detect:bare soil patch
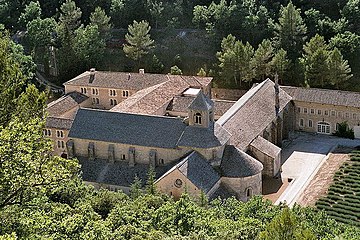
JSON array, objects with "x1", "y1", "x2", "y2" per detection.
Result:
[
  {"x1": 296, "y1": 146, "x2": 352, "y2": 206},
  {"x1": 262, "y1": 177, "x2": 290, "y2": 203}
]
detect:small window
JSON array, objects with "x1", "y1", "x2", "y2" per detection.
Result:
[
  {"x1": 195, "y1": 113, "x2": 202, "y2": 124},
  {"x1": 303, "y1": 108, "x2": 308, "y2": 114},
  {"x1": 122, "y1": 90, "x2": 129, "y2": 97},
  {"x1": 331, "y1": 110, "x2": 336, "y2": 116},
  {"x1": 44, "y1": 129, "x2": 52, "y2": 136},
  {"x1": 324, "y1": 110, "x2": 329, "y2": 116},
  {"x1": 92, "y1": 98, "x2": 100, "y2": 104},
  {"x1": 308, "y1": 119, "x2": 313, "y2": 128},
  {"x1": 353, "y1": 113, "x2": 357, "y2": 119},
  {"x1": 159, "y1": 159, "x2": 164, "y2": 165},
  {"x1": 57, "y1": 140, "x2": 65, "y2": 149},
  {"x1": 80, "y1": 87, "x2": 87, "y2": 94},
  {"x1": 297, "y1": 107, "x2": 301, "y2": 113},
  {"x1": 92, "y1": 88, "x2": 99, "y2": 95},
  {"x1": 110, "y1": 99, "x2": 117, "y2": 106},
  {"x1": 338, "y1": 111, "x2": 342, "y2": 118},
  {"x1": 336, "y1": 123, "x2": 340, "y2": 131},
  {"x1": 317, "y1": 109, "x2": 322, "y2": 115},
  {"x1": 109, "y1": 89, "x2": 117, "y2": 96},
  {"x1": 345, "y1": 112, "x2": 350, "y2": 118},
  {"x1": 121, "y1": 154, "x2": 126, "y2": 160},
  {"x1": 310, "y1": 109, "x2": 315, "y2": 114},
  {"x1": 56, "y1": 130, "x2": 64, "y2": 138},
  {"x1": 246, "y1": 187, "x2": 253, "y2": 198},
  {"x1": 299, "y1": 118, "x2": 304, "y2": 127}
]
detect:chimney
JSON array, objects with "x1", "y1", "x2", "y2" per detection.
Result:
[
  {"x1": 89, "y1": 68, "x2": 96, "y2": 83},
  {"x1": 139, "y1": 69, "x2": 145, "y2": 74},
  {"x1": 274, "y1": 73, "x2": 280, "y2": 116}
]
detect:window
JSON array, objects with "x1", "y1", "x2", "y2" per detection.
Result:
[
  {"x1": 159, "y1": 159, "x2": 164, "y2": 165},
  {"x1": 56, "y1": 130, "x2": 64, "y2": 138},
  {"x1": 174, "y1": 179, "x2": 183, "y2": 188},
  {"x1": 246, "y1": 187, "x2": 253, "y2": 198},
  {"x1": 318, "y1": 109, "x2": 322, "y2": 115},
  {"x1": 92, "y1": 88, "x2": 99, "y2": 95},
  {"x1": 121, "y1": 154, "x2": 126, "y2": 160},
  {"x1": 297, "y1": 107, "x2": 301, "y2": 113},
  {"x1": 299, "y1": 118, "x2": 304, "y2": 127},
  {"x1": 109, "y1": 89, "x2": 117, "y2": 96},
  {"x1": 57, "y1": 140, "x2": 65, "y2": 149},
  {"x1": 92, "y1": 97, "x2": 100, "y2": 104},
  {"x1": 336, "y1": 123, "x2": 340, "y2": 131},
  {"x1": 303, "y1": 108, "x2": 308, "y2": 114},
  {"x1": 122, "y1": 90, "x2": 129, "y2": 97},
  {"x1": 345, "y1": 112, "x2": 350, "y2": 118},
  {"x1": 317, "y1": 122, "x2": 331, "y2": 134},
  {"x1": 195, "y1": 113, "x2": 202, "y2": 124},
  {"x1": 338, "y1": 111, "x2": 342, "y2": 118},
  {"x1": 110, "y1": 99, "x2": 117, "y2": 106},
  {"x1": 44, "y1": 129, "x2": 51, "y2": 136},
  {"x1": 354, "y1": 113, "x2": 357, "y2": 119},
  {"x1": 310, "y1": 108, "x2": 315, "y2": 114},
  {"x1": 331, "y1": 110, "x2": 336, "y2": 117},
  {"x1": 308, "y1": 119, "x2": 313, "y2": 128},
  {"x1": 324, "y1": 110, "x2": 329, "y2": 116},
  {"x1": 80, "y1": 87, "x2": 87, "y2": 94}
]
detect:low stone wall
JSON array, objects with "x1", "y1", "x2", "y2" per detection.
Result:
[{"x1": 211, "y1": 88, "x2": 247, "y2": 101}]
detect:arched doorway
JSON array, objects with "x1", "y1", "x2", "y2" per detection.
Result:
[{"x1": 317, "y1": 122, "x2": 331, "y2": 134}]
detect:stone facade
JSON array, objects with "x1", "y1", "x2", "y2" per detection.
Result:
[{"x1": 221, "y1": 174, "x2": 262, "y2": 202}]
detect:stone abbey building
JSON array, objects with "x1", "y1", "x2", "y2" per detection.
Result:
[{"x1": 45, "y1": 69, "x2": 360, "y2": 200}]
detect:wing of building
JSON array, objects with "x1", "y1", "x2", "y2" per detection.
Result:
[{"x1": 45, "y1": 69, "x2": 360, "y2": 200}]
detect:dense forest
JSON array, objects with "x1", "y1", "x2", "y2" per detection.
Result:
[{"x1": 1, "y1": 0, "x2": 360, "y2": 90}]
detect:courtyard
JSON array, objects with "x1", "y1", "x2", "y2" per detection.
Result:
[{"x1": 268, "y1": 132, "x2": 360, "y2": 206}]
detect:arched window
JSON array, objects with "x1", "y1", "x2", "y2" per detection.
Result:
[
  {"x1": 246, "y1": 187, "x2": 253, "y2": 198},
  {"x1": 194, "y1": 113, "x2": 202, "y2": 124}
]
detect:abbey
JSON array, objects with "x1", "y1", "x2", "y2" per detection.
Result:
[{"x1": 45, "y1": 69, "x2": 360, "y2": 201}]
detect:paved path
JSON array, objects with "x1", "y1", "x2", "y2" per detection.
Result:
[{"x1": 275, "y1": 132, "x2": 360, "y2": 206}]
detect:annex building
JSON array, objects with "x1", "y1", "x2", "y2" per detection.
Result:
[{"x1": 45, "y1": 69, "x2": 360, "y2": 201}]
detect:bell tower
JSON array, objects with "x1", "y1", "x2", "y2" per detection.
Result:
[{"x1": 188, "y1": 91, "x2": 214, "y2": 128}]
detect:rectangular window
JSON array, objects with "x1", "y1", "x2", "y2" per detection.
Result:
[
  {"x1": 310, "y1": 109, "x2": 315, "y2": 114},
  {"x1": 324, "y1": 110, "x2": 329, "y2": 116},
  {"x1": 318, "y1": 109, "x2": 322, "y2": 115},
  {"x1": 346, "y1": 112, "x2": 350, "y2": 118},
  {"x1": 80, "y1": 87, "x2": 87, "y2": 94},
  {"x1": 110, "y1": 99, "x2": 117, "y2": 106},
  {"x1": 57, "y1": 140, "x2": 65, "y2": 149},
  {"x1": 338, "y1": 111, "x2": 342, "y2": 118},
  {"x1": 336, "y1": 123, "x2": 339, "y2": 131},
  {"x1": 121, "y1": 154, "x2": 126, "y2": 160},
  {"x1": 122, "y1": 90, "x2": 129, "y2": 97},
  {"x1": 353, "y1": 113, "x2": 357, "y2": 119},
  {"x1": 300, "y1": 118, "x2": 304, "y2": 127},
  {"x1": 308, "y1": 119, "x2": 313, "y2": 128},
  {"x1": 44, "y1": 129, "x2": 52, "y2": 136},
  {"x1": 297, "y1": 107, "x2": 301, "y2": 113},
  {"x1": 303, "y1": 108, "x2": 308, "y2": 114},
  {"x1": 92, "y1": 98, "x2": 100, "y2": 104}
]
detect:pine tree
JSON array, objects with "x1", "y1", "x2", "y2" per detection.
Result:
[
  {"x1": 145, "y1": 166, "x2": 157, "y2": 195},
  {"x1": 123, "y1": 20, "x2": 154, "y2": 69},
  {"x1": 129, "y1": 175, "x2": 142, "y2": 199},
  {"x1": 90, "y1": 7, "x2": 112, "y2": 41},
  {"x1": 251, "y1": 39, "x2": 274, "y2": 81},
  {"x1": 270, "y1": 48, "x2": 290, "y2": 84},
  {"x1": 327, "y1": 48, "x2": 353, "y2": 89}
]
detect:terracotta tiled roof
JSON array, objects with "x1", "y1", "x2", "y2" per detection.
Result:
[
  {"x1": 46, "y1": 92, "x2": 88, "y2": 117},
  {"x1": 250, "y1": 136, "x2": 281, "y2": 158},
  {"x1": 64, "y1": 70, "x2": 212, "y2": 90},
  {"x1": 217, "y1": 79, "x2": 292, "y2": 151},
  {"x1": 110, "y1": 78, "x2": 190, "y2": 115},
  {"x1": 281, "y1": 86, "x2": 360, "y2": 108}
]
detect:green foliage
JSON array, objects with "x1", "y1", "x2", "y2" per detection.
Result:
[
  {"x1": 251, "y1": 39, "x2": 274, "y2": 81},
  {"x1": 18, "y1": 1, "x2": 41, "y2": 29},
  {"x1": 130, "y1": 175, "x2": 143, "y2": 199},
  {"x1": 123, "y1": 20, "x2": 155, "y2": 67},
  {"x1": 197, "y1": 67, "x2": 207, "y2": 77},
  {"x1": 333, "y1": 121, "x2": 355, "y2": 139},
  {"x1": 145, "y1": 166, "x2": 157, "y2": 195},
  {"x1": 270, "y1": 48, "x2": 290, "y2": 84},
  {"x1": 170, "y1": 65, "x2": 183, "y2": 75},
  {"x1": 90, "y1": 7, "x2": 112, "y2": 41},
  {"x1": 327, "y1": 48, "x2": 353, "y2": 88}
]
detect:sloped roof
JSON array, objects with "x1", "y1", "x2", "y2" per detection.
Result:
[
  {"x1": 79, "y1": 157, "x2": 172, "y2": 188},
  {"x1": 221, "y1": 145, "x2": 263, "y2": 178},
  {"x1": 110, "y1": 77, "x2": 191, "y2": 115},
  {"x1": 217, "y1": 79, "x2": 292, "y2": 151},
  {"x1": 177, "y1": 124, "x2": 231, "y2": 148},
  {"x1": 281, "y1": 86, "x2": 360, "y2": 108},
  {"x1": 188, "y1": 91, "x2": 213, "y2": 111},
  {"x1": 47, "y1": 92, "x2": 88, "y2": 117},
  {"x1": 69, "y1": 108, "x2": 187, "y2": 149},
  {"x1": 168, "y1": 95, "x2": 235, "y2": 116},
  {"x1": 64, "y1": 70, "x2": 212, "y2": 90},
  {"x1": 250, "y1": 136, "x2": 281, "y2": 158},
  {"x1": 161, "y1": 151, "x2": 220, "y2": 193},
  {"x1": 46, "y1": 117, "x2": 73, "y2": 130}
]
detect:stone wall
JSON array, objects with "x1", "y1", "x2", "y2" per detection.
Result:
[
  {"x1": 221, "y1": 173, "x2": 262, "y2": 202},
  {"x1": 248, "y1": 147, "x2": 280, "y2": 177},
  {"x1": 294, "y1": 101, "x2": 360, "y2": 134}
]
